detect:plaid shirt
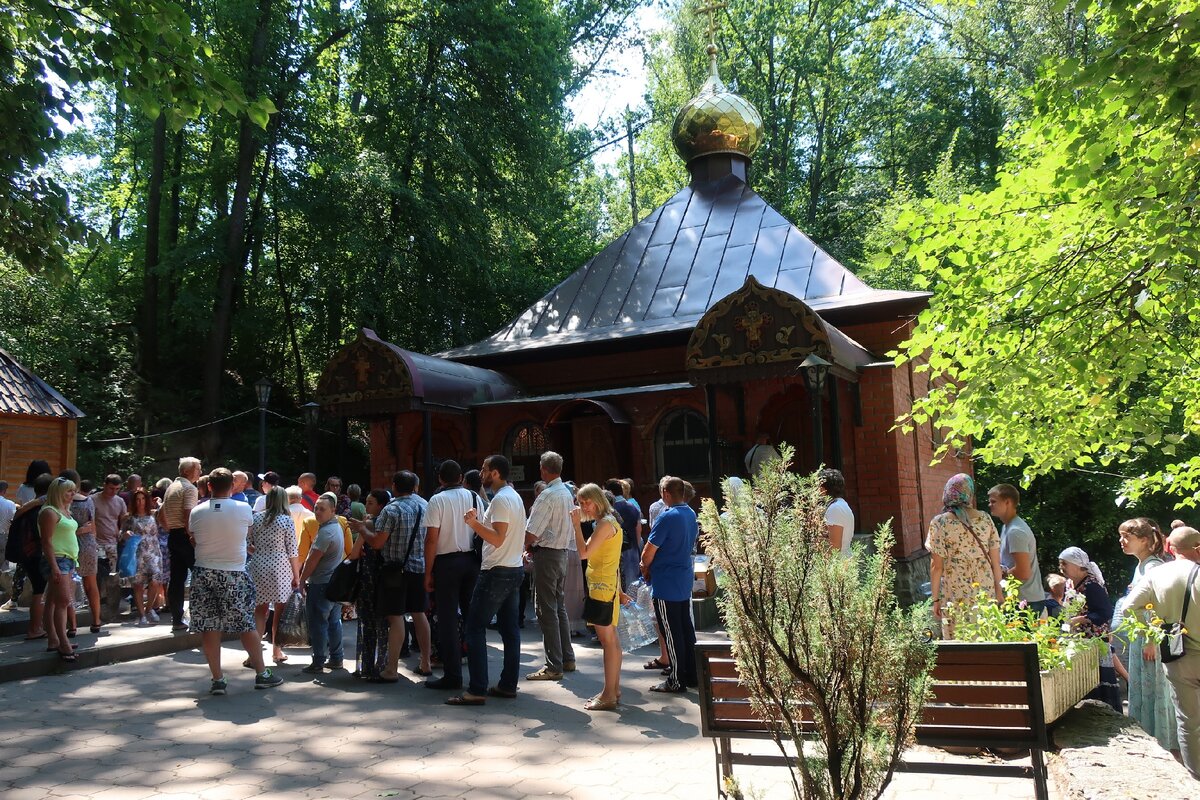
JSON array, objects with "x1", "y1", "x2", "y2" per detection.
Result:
[{"x1": 375, "y1": 495, "x2": 426, "y2": 572}]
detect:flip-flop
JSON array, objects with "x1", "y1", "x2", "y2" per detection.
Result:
[
  {"x1": 90, "y1": 625, "x2": 102, "y2": 633},
  {"x1": 24, "y1": 633, "x2": 47, "y2": 641},
  {"x1": 643, "y1": 658, "x2": 669, "y2": 670},
  {"x1": 273, "y1": 654, "x2": 289, "y2": 664},
  {"x1": 412, "y1": 667, "x2": 433, "y2": 677},
  {"x1": 445, "y1": 694, "x2": 486, "y2": 706},
  {"x1": 47, "y1": 644, "x2": 79, "y2": 652},
  {"x1": 58, "y1": 651, "x2": 78, "y2": 662}
]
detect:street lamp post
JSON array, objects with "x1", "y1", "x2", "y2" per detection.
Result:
[
  {"x1": 254, "y1": 377, "x2": 272, "y2": 475},
  {"x1": 302, "y1": 401, "x2": 320, "y2": 474},
  {"x1": 800, "y1": 354, "x2": 832, "y2": 468}
]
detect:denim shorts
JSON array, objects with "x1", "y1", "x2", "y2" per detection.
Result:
[{"x1": 40, "y1": 556, "x2": 77, "y2": 579}]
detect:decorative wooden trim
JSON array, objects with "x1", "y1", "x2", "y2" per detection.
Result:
[
  {"x1": 686, "y1": 276, "x2": 832, "y2": 384},
  {"x1": 316, "y1": 330, "x2": 415, "y2": 415}
]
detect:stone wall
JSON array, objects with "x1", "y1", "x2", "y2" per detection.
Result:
[{"x1": 1050, "y1": 700, "x2": 1191, "y2": 799}]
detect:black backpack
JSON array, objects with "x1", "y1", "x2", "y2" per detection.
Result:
[{"x1": 4, "y1": 503, "x2": 42, "y2": 563}]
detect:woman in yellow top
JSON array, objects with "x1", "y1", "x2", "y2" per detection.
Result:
[
  {"x1": 571, "y1": 483, "x2": 625, "y2": 711},
  {"x1": 40, "y1": 476, "x2": 80, "y2": 661}
]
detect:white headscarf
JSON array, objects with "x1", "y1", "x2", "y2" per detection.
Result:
[{"x1": 1058, "y1": 546, "x2": 1105, "y2": 587}]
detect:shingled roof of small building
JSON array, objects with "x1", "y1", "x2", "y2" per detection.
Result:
[{"x1": 0, "y1": 348, "x2": 85, "y2": 419}]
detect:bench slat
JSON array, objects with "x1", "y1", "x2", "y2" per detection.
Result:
[
  {"x1": 931, "y1": 662, "x2": 1028, "y2": 682},
  {"x1": 930, "y1": 682, "x2": 1029, "y2": 705},
  {"x1": 711, "y1": 679, "x2": 752, "y2": 700},
  {"x1": 920, "y1": 705, "x2": 1033, "y2": 729}
]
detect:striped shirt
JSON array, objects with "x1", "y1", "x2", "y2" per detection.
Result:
[
  {"x1": 525, "y1": 477, "x2": 574, "y2": 550},
  {"x1": 162, "y1": 477, "x2": 198, "y2": 530}
]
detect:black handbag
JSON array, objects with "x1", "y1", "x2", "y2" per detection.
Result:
[
  {"x1": 325, "y1": 559, "x2": 360, "y2": 603},
  {"x1": 1160, "y1": 563, "x2": 1199, "y2": 663},
  {"x1": 376, "y1": 506, "x2": 423, "y2": 607}
]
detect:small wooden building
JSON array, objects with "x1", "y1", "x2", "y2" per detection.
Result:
[
  {"x1": 316, "y1": 49, "x2": 969, "y2": 598},
  {"x1": 0, "y1": 348, "x2": 84, "y2": 490}
]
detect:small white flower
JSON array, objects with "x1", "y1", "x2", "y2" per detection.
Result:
[{"x1": 1062, "y1": 623, "x2": 1071, "y2": 633}]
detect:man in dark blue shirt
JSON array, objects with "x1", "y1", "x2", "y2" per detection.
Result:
[{"x1": 640, "y1": 476, "x2": 698, "y2": 692}]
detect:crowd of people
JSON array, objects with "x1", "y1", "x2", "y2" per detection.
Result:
[
  {"x1": 0, "y1": 451, "x2": 703, "y2": 712},
  {"x1": 925, "y1": 471, "x2": 1200, "y2": 779}
]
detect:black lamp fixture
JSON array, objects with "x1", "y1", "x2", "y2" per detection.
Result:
[
  {"x1": 254, "y1": 377, "x2": 272, "y2": 474},
  {"x1": 301, "y1": 401, "x2": 320, "y2": 426},
  {"x1": 254, "y1": 376, "x2": 273, "y2": 409},
  {"x1": 799, "y1": 353, "x2": 832, "y2": 467},
  {"x1": 800, "y1": 353, "x2": 832, "y2": 394}
]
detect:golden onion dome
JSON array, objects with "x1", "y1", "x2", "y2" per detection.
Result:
[{"x1": 672, "y1": 44, "x2": 763, "y2": 164}]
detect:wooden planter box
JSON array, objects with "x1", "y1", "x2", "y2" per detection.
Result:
[{"x1": 1040, "y1": 645, "x2": 1100, "y2": 724}]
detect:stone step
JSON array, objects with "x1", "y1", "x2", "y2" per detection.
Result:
[{"x1": 0, "y1": 613, "x2": 211, "y2": 684}]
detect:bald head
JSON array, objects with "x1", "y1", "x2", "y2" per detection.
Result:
[{"x1": 1168, "y1": 526, "x2": 1200, "y2": 561}]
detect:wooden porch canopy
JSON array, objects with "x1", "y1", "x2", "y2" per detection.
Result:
[
  {"x1": 315, "y1": 328, "x2": 523, "y2": 418},
  {"x1": 684, "y1": 276, "x2": 874, "y2": 386}
]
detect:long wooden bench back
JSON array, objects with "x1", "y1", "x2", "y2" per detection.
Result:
[{"x1": 697, "y1": 640, "x2": 1048, "y2": 750}]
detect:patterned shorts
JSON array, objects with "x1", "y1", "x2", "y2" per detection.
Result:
[
  {"x1": 76, "y1": 534, "x2": 99, "y2": 577},
  {"x1": 189, "y1": 567, "x2": 257, "y2": 633}
]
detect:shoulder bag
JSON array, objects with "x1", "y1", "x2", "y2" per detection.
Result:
[
  {"x1": 377, "y1": 506, "x2": 424, "y2": 605},
  {"x1": 1161, "y1": 563, "x2": 1199, "y2": 663}
]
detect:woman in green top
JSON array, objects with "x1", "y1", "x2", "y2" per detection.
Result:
[{"x1": 41, "y1": 476, "x2": 80, "y2": 661}]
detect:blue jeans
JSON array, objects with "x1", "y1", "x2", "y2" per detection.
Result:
[
  {"x1": 306, "y1": 582, "x2": 344, "y2": 667},
  {"x1": 465, "y1": 566, "x2": 524, "y2": 696}
]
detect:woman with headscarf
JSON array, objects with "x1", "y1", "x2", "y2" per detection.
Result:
[
  {"x1": 1058, "y1": 545, "x2": 1123, "y2": 712},
  {"x1": 926, "y1": 473, "x2": 1002, "y2": 638}
]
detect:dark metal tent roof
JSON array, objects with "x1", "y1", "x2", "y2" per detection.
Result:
[
  {"x1": 316, "y1": 328, "x2": 523, "y2": 416},
  {"x1": 440, "y1": 172, "x2": 927, "y2": 360},
  {"x1": 0, "y1": 348, "x2": 85, "y2": 419}
]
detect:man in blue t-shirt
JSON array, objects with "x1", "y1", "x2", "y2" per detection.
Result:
[{"x1": 640, "y1": 476, "x2": 698, "y2": 692}]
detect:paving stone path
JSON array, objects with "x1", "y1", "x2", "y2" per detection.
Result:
[{"x1": 0, "y1": 627, "x2": 1042, "y2": 799}]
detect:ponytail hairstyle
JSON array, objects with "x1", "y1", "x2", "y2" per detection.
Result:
[{"x1": 1118, "y1": 517, "x2": 1165, "y2": 558}]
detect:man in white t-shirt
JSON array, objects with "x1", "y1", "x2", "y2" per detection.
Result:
[
  {"x1": 188, "y1": 468, "x2": 282, "y2": 695},
  {"x1": 819, "y1": 469, "x2": 855, "y2": 558},
  {"x1": 448, "y1": 454, "x2": 529, "y2": 705},
  {"x1": 422, "y1": 460, "x2": 483, "y2": 691}
]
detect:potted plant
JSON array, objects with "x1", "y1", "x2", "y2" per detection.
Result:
[{"x1": 947, "y1": 579, "x2": 1104, "y2": 723}]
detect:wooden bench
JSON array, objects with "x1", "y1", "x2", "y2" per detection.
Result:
[{"x1": 696, "y1": 640, "x2": 1050, "y2": 800}]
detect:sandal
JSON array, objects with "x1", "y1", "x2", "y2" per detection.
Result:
[
  {"x1": 24, "y1": 633, "x2": 47, "y2": 641},
  {"x1": 58, "y1": 651, "x2": 78, "y2": 662},
  {"x1": 487, "y1": 686, "x2": 517, "y2": 699},
  {"x1": 273, "y1": 653, "x2": 288, "y2": 664},
  {"x1": 90, "y1": 624, "x2": 102, "y2": 633},
  {"x1": 67, "y1": 628, "x2": 77, "y2": 638},
  {"x1": 445, "y1": 693, "x2": 486, "y2": 706},
  {"x1": 412, "y1": 667, "x2": 433, "y2": 677},
  {"x1": 643, "y1": 657, "x2": 669, "y2": 670},
  {"x1": 47, "y1": 644, "x2": 79, "y2": 652},
  {"x1": 585, "y1": 696, "x2": 618, "y2": 711}
]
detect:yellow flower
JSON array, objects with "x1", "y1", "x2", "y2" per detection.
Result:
[
  {"x1": 1145, "y1": 603, "x2": 1154, "y2": 610},
  {"x1": 972, "y1": 581, "x2": 981, "y2": 588}
]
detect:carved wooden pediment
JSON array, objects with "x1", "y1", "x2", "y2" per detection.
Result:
[
  {"x1": 686, "y1": 276, "x2": 831, "y2": 384},
  {"x1": 316, "y1": 329, "x2": 415, "y2": 415}
]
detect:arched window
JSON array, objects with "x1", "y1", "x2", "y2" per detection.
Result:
[
  {"x1": 504, "y1": 422, "x2": 550, "y2": 487},
  {"x1": 656, "y1": 409, "x2": 709, "y2": 480}
]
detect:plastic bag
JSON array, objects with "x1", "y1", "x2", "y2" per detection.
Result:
[
  {"x1": 276, "y1": 590, "x2": 309, "y2": 647},
  {"x1": 618, "y1": 579, "x2": 658, "y2": 653},
  {"x1": 118, "y1": 536, "x2": 141, "y2": 579}
]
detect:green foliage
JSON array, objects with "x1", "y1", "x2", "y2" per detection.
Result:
[
  {"x1": 948, "y1": 577, "x2": 1104, "y2": 670},
  {"x1": 2, "y1": 0, "x2": 275, "y2": 274},
  {"x1": 701, "y1": 447, "x2": 934, "y2": 800},
  {"x1": 891, "y1": 0, "x2": 1200, "y2": 506}
]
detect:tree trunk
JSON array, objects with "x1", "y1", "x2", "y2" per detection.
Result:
[
  {"x1": 200, "y1": 0, "x2": 275, "y2": 458},
  {"x1": 141, "y1": 114, "x2": 167, "y2": 382},
  {"x1": 109, "y1": 96, "x2": 126, "y2": 243}
]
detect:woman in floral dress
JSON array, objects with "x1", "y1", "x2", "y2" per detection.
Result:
[
  {"x1": 1115, "y1": 518, "x2": 1179, "y2": 752},
  {"x1": 249, "y1": 487, "x2": 299, "y2": 665},
  {"x1": 926, "y1": 473, "x2": 1002, "y2": 638},
  {"x1": 123, "y1": 489, "x2": 163, "y2": 626}
]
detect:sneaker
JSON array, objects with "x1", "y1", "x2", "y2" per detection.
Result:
[
  {"x1": 302, "y1": 663, "x2": 325, "y2": 675},
  {"x1": 255, "y1": 669, "x2": 284, "y2": 689},
  {"x1": 525, "y1": 667, "x2": 563, "y2": 681},
  {"x1": 562, "y1": 661, "x2": 577, "y2": 673},
  {"x1": 147, "y1": 609, "x2": 160, "y2": 623},
  {"x1": 209, "y1": 678, "x2": 228, "y2": 696},
  {"x1": 137, "y1": 616, "x2": 149, "y2": 627}
]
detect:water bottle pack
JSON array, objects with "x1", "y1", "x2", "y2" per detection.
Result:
[{"x1": 618, "y1": 579, "x2": 658, "y2": 653}]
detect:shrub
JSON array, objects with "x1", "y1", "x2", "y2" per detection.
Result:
[{"x1": 700, "y1": 447, "x2": 935, "y2": 800}]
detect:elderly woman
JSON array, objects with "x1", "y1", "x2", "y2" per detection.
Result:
[
  {"x1": 1059, "y1": 546, "x2": 1123, "y2": 713},
  {"x1": 927, "y1": 473, "x2": 1002, "y2": 638},
  {"x1": 123, "y1": 489, "x2": 163, "y2": 626},
  {"x1": 347, "y1": 489, "x2": 393, "y2": 681}
]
